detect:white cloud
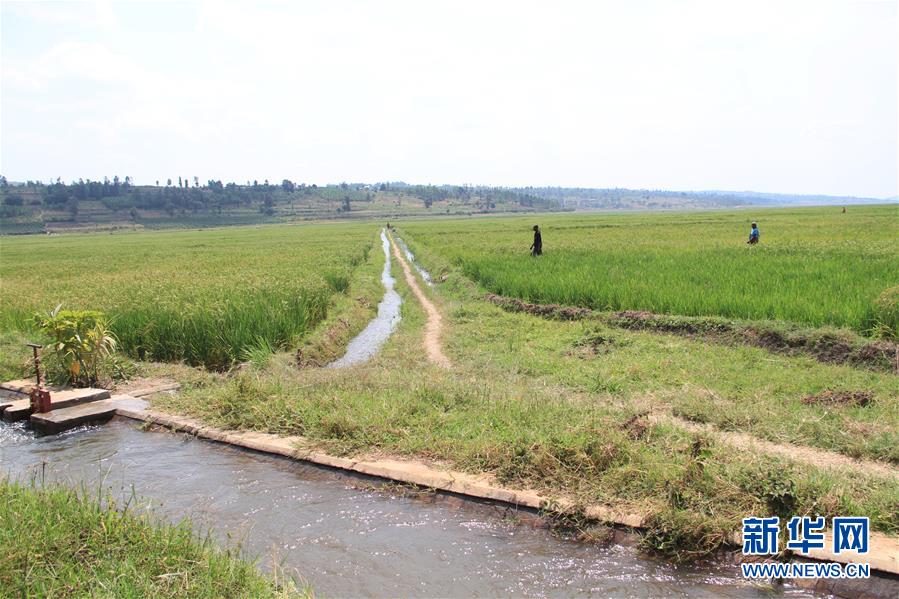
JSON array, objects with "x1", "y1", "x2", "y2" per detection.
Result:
[{"x1": 1, "y1": 0, "x2": 896, "y2": 196}]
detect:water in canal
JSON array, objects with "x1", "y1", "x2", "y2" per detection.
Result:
[
  {"x1": 327, "y1": 229, "x2": 402, "y2": 369},
  {"x1": 1, "y1": 419, "x2": 810, "y2": 598}
]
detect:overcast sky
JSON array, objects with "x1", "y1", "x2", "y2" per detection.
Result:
[{"x1": 1, "y1": 1, "x2": 896, "y2": 197}]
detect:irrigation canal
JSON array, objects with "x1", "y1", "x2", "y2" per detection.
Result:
[
  {"x1": 1, "y1": 419, "x2": 813, "y2": 597},
  {"x1": 327, "y1": 229, "x2": 402, "y2": 368}
]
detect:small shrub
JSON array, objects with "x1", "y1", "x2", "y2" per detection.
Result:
[{"x1": 32, "y1": 305, "x2": 118, "y2": 387}]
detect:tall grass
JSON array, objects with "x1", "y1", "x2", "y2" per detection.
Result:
[
  {"x1": 0, "y1": 478, "x2": 296, "y2": 597},
  {"x1": 0, "y1": 222, "x2": 375, "y2": 369},
  {"x1": 404, "y1": 205, "x2": 899, "y2": 334}
]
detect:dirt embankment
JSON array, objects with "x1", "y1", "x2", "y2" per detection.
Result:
[
  {"x1": 485, "y1": 294, "x2": 898, "y2": 373},
  {"x1": 390, "y1": 233, "x2": 451, "y2": 368}
]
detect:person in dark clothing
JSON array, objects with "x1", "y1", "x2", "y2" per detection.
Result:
[
  {"x1": 747, "y1": 222, "x2": 759, "y2": 245},
  {"x1": 530, "y1": 225, "x2": 543, "y2": 256}
]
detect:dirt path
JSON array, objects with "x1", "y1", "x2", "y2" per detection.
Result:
[
  {"x1": 652, "y1": 413, "x2": 899, "y2": 481},
  {"x1": 388, "y1": 232, "x2": 451, "y2": 368}
]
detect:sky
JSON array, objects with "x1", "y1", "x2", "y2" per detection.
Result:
[{"x1": 1, "y1": 1, "x2": 896, "y2": 197}]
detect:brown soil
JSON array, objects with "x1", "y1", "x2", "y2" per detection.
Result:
[
  {"x1": 485, "y1": 293, "x2": 592, "y2": 320},
  {"x1": 802, "y1": 390, "x2": 874, "y2": 407},
  {"x1": 113, "y1": 377, "x2": 180, "y2": 397},
  {"x1": 654, "y1": 414, "x2": 898, "y2": 481},
  {"x1": 620, "y1": 413, "x2": 650, "y2": 440},
  {"x1": 389, "y1": 233, "x2": 451, "y2": 368}
]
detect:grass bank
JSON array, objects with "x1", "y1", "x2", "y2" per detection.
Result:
[
  {"x1": 152, "y1": 233, "x2": 899, "y2": 558},
  {"x1": 485, "y1": 293, "x2": 898, "y2": 372},
  {"x1": 0, "y1": 479, "x2": 301, "y2": 597}
]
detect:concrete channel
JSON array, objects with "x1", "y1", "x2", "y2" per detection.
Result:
[{"x1": 1, "y1": 418, "x2": 821, "y2": 597}]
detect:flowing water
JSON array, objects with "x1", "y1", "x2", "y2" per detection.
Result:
[
  {"x1": 1, "y1": 419, "x2": 811, "y2": 598},
  {"x1": 394, "y1": 234, "x2": 434, "y2": 286},
  {"x1": 327, "y1": 229, "x2": 402, "y2": 368}
]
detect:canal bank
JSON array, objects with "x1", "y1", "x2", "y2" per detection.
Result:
[{"x1": 1, "y1": 418, "x2": 816, "y2": 598}]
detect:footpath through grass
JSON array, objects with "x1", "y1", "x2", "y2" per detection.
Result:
[
  {"x1": 0, "y1": 479, "x2": 299, "y2": 598},
  {"x1": 0, "y1": 223, "x2": 376, "y2": 370},
  {"x1": 153, "y1": 228, "x2": 899, "y2": 558},
  {"x1": 402, "y1": 205, "x2": 899, "y2": 334}
]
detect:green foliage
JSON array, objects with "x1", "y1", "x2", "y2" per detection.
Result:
[
  {"x1": 2, "y1": 224, "x2": 375, "y2": 370},
  {"x1": 403, "y1": 205, "x2": 899, "y2": 333},
  {"x1": 32, "y1": 306, "x2": 117, "y2": 387},
  {"x1": 871, "y1": 285, "x2": 899, "y2": 339}
]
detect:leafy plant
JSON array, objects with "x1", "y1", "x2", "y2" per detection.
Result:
[{"x1": 32, "y1": 305, "x2": 118, "y2": 387}]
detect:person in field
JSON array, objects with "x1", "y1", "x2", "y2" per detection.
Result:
[
  {"x1": 747, "y1": 222, "x2": 760, "y2": 245},
  {"x1": 530, "y1": 224, "x2": 543, "y2": 256}
]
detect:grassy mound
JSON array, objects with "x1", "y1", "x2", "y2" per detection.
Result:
[{"x1": 0, "y1": 479, "x2": 300, "y2": 597}]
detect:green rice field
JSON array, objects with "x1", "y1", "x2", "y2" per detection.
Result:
[
  {"x1": 402, "y1": 205, "x2": 899, "y2": 334},
  {"x1": 0, "y1": 223, "x2": 375, "y2": 370}
]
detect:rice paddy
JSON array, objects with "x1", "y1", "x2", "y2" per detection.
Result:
[
  {"x1": 0, "y1": 223, "x2": 376, "y2": 370},
  {"x1": 402, "y1": 204, "x2": 899, "y2": 335}
]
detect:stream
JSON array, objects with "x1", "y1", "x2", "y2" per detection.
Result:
[
  {"x1": 1, "y1": 419, "x2": 811, "y2": 598},
  {"x1": 327, "y1": 229, "x2": 402, "y2": 368},
  {"x1": 394, "y1": 233, "x2": 434, "y2": 286}
]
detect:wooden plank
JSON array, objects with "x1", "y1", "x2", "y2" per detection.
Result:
[{"x1": 2, "y1": 388, "x2": 111, "y2": 422}]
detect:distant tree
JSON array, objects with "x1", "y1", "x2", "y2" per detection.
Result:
[
  {"x1": 342, "y1": 196, "x2": 351, "y2": 212},
  {"x1": 156, "y1": 180, "x2": 159, "y2": 187},
  {"x1": 3, "y1": 193, "x2": 23, "y2": 206},
  {"x1": 178, "y1": 176, "x2": 183, "y2": 188},
  {"x1": 281, "y1": 179, "x2": 295, "y2": 192},
  {"x1": 129, "y1": 207, "x2": 139, "y2": 221},
  {"x1": 66, "y1": 198, "x2": 79, "y2": 220},
  {"x1": 193, "y1": 176, "x2": 199, "y2": 187},
  {"x1": 424, "y1": 197, "x2": 433, "y2": 209},
  {"x1": 0, "y1": 175, "x2": 7, "y2": 187},
  {"x1": 167, "y1": 178, "x2": 172, "y2": 186}
]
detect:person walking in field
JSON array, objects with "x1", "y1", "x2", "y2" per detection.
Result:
[
  {"x1": 747, "y1": 222, "x2": 760, "y2": 245},
  {"x1": 530, "y1": 224, "x2": 543, "y2": 256}
]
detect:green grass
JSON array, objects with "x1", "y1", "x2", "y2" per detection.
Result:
[
  {"x1": 402, "y1": 205, "x2": 899, "y2": 334},
  {"x1": 2, "y1": 211, "x2": 896, "y2": 559},
  {"x1": 152, "y1": 239, "x2": 899, "y2": 558},
  {"x1": 0, "y1": 479, "x2": 300, "y2": 597},
  {"x1": 0, "y1": 223, "x2": 376, "y2": 370}
]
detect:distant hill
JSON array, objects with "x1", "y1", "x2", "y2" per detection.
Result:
[
  {"x1": 0, "y1": 177, "x2": 891, "y2": 235},
  {"x1": 523, "y1": 187, "x2": 891, "y2": 210}
]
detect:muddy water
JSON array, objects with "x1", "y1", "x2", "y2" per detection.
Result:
[
  {"x1": 394, "y1": 234, "x2": 434, "y2": 286},
  {"x1": 328, "y1": 229, "x2": 401, "y2": 368},
  {"x1": 1, "y1": 420, "x2": 810, "y2": 598}
]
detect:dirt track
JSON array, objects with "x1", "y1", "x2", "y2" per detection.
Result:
[
  {"x1": 388, "y1": 232, "x2": 451, "y2": 368},
  {"x1": 652, "y1": 413, "x2": 899, "y2": 481}
]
